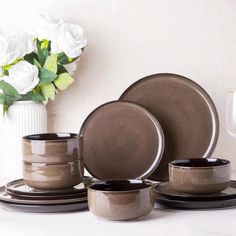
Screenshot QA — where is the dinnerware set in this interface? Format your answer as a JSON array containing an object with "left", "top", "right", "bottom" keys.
[{"left": 0, "top": 73, "right": 235, "bottom": 220}]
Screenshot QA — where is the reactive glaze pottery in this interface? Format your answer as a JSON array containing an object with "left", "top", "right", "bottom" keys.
[
  {"left": 80, "top": 101, "right": 164, "bottom": 180},
  {"left": 5, "top": 179, "right": 87, "bottom": 198},
  {"left": 23, "top": 161, "right": 83, "bottom": 190},
  {"left": 169, "top": 158, "right": 231, "bottom": 194},
  {"left": 120, "top": 73, "right": 219, "bottom": 181},
  {"left": 22, "top": 133, "right": 82, "bottom": 163},
  {"left": 1, "top": 201, "right": 88, "bottom": 213},
  {"left": 155, "top": 180, "right": 236, "bottom": 201},
  {"left": 156, "top": 194, "right": 236, "bottom": 210},
  {"left": 88, "top": 180, "right": 155, "bottom": 221},
  {"left": 22, "top": 133, "right": 84, "bottom": 190}
]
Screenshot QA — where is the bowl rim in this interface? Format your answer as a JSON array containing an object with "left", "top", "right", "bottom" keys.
[
  {"left": 88, "top": 179, "right": 152, "bottom": 193},
  {"left": 22, "top": 132, "right": 81, "bottom": 142},
  {"left": 169, "top": 158, "right": 231, "bottom": 169}
]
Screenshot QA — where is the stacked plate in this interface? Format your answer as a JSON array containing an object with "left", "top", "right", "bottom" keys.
[
  {"left": 80, "top": 73, "right": 219, "bottom": 182},
  {"left": 154, "top": 181, "right": 236, "bottom": 209},
  {"left": 0, "top": 179, "right": 89, "bottom": 213}
]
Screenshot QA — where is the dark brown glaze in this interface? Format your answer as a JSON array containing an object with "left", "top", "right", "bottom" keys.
[
  {"left": 22, "top": 133, "right": 82, "bottom": 163},
  {"left": 120, "top": 73, "right": 219, "bottom": 181},
  {"left": 88, "top": 180, "right": 155, "bottom": 221},
  {"left": 23, "top": 161, "right": 83, "bottom": 190},
  {"left": 80, "top": 101, "right": 164, "bottom": 180},
  {"left": 169, "top": 158, "right": 231, "bottom": 194}
]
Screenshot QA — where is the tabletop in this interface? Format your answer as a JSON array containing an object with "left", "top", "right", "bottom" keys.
[{"left": 0, "top": 175, "right": 235, "bottom": 236}]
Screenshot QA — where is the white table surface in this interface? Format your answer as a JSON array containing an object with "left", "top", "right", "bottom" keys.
[{"left": 0, "top": 174, "right": 235, "bottom": 236}]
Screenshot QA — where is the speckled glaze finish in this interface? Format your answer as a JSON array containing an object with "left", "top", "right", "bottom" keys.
[
  {"left": 22, "top": 133, "right": 84, "bottom": 190},
  {"left": 88, "top": 180, "right": 155, "bottom": 221},
  {"left": 169, "top": 158, "right": 231, "bottom": 194},
  {"left": 22, "top": 133, "right": 82, "bottom": 163},
  {"left": 23, "top": 161, "right": 83, "bottom": 190}
]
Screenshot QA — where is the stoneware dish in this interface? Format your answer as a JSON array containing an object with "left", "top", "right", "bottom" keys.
[
  {"left": 5, "top": 179, "right": 87, "bottom": 196},
  {"left": 80, "top": 101, "right": 164, "bottom": 180},
  {"left": 169, "top": 158, "right": 231, "bottom": 194},
  {"left": 23, "top": 161, "right": 83, "bottom": 190},
  {"left": 155, "top": 180, "right": 236, "bottom": 201},
  {"left": 88, "top": 180, "right": 155, "bottom": 221},
  {"left": 22, "top": 133, "right": 84, "bottom": 190},
  {"left": 22, "top": 133, "right": 82, "bottom": 163},
  {"left": 120, "top": 73, "right": 219, "bottom": 181}
]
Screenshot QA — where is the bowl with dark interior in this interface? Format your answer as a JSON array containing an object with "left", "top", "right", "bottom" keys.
[
  {"left": 88, "top": 180, "right": 155, "bottom": 221},
  {"left": 22, "top": 133, "right": 83, "bottom": 190},
  {"left": 169, "top": 158, "right": 231, "bottom": 194}
]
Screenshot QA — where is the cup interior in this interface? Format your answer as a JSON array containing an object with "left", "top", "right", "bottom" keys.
[
  {"left": 170, "top": 158, "right": 230, "bottom": 168},
  {"left": 89, "top": 180, "right": 151, "bottom": 192},
  {"left": 23, "top": 133, "right": 78, "bottom": 141}
]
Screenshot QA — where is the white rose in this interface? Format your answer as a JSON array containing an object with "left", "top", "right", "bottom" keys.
[
  {"left": 57, "top": 23, "right": 87, "bottom": 58},
  {"left": 3, "top": 61, "right": 39, "bottom": 94},
  {"left": 0, "top": 32, "right": 34, "bottom": 66},
  {"left": 35, "top": 15, "right": 63, "bottom": 53}
]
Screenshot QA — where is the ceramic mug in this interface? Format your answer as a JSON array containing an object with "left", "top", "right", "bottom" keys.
[{"left": 22, "top": 133, "right": 84, "bottom": 190}]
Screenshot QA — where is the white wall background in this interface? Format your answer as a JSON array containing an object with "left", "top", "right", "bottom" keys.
[{"left": 0, "top": 0, "right": 236, "bottom": 169}]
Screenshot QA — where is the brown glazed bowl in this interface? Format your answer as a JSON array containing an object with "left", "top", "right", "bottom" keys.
[
  {"left": 88, "top": 180, "right": 155, "bottom": 221},
  {"left": 23, "top": 161, "right": 83, "bottom": 190},
  {"left": 22, "top": 133, "right": 84, "bottom": 190},
  {"left": 169, "top": 158, "right": 231, "bottom": 194},
  {"left": 22, "top": 133, "right": 82, "bottom": 163}
]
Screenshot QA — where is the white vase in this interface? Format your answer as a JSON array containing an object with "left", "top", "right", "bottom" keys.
[{"left": 1, "top": 101, "right": 47, "bottom": 182}]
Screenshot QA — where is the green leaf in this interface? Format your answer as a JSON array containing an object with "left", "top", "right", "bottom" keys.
[
  {"left": 20, "top": 91, "right": 45, "bottom": 102},
  {"left": 36, "top": 39, "right": 49, "bottom": 66},
  {"left": 57, "top": 64, "right": 68, "bottom": 74},
  {"left": 58, "top": 52, "right": 78, "bottom": 65},
  {"left": 0, "top": 80, "right": 21, "bottom": 99},
  {"left": 39, "top": 68, "right": 57, "bottom": 85},
  {"left": 24, "top": 52, "right": 39, "bottom": 65},
  {"left": 0, "top": 94, "right": 4, "bottom": 104},
  {"left": 0, "top": 93, "right": 19, "bottom": 114},
  {"left": 54, "top": 73, "right": 74, "bottom": 90},
  {"left": 40, "top": 83, "right": 56, "bottom": 101},
  {"left": 33, "top": 58, "right": 42, "bottom": 69},
  {"left": 43, "top": 54, "right": 58, "bottom": 73}
]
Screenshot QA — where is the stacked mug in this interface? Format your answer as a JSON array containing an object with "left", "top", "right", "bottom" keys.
[{"left": 22, "top": 133, "right": 84, "bottom": 190}]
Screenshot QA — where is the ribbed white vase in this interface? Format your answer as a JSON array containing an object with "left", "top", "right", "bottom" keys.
[{"left": 2, "top": 101, "right": 47, "bottom": 181}]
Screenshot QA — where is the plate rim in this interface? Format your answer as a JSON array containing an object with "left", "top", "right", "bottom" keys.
[
  {"left": 5, "top": 179, "right": 87, "bottom": 196},
  {"left": 0, "top": 186, "right": 88, "bottom": 205},
  {"left": 155, "top": 181, "right": 236, "bottom": 201},
  {"left": 119, "top": 73, "right": 219, "bottom": 180},
  {"left": 79, "top": 100, "right": 165, "bottom": 180}
]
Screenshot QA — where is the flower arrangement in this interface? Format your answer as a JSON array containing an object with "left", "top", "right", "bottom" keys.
[{"left": 0, "top": 15, "right": 87, "bottom": 113}]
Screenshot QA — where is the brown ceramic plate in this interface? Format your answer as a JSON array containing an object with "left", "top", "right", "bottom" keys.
[
  {"left": 5, "top": 179, "right": 87, "bottom": 196},
  {"left": 6, "top": 189, "right": 87, "bottom": 200},
  {"left": 0, "top": 201, "right": 88, "bottom": 213},
  {"left": 155, "top": 195, "right": 236, "bottom": 209},
  {"left": 80, "top": 101, "right": 164, "bottom": 180},
  {"left": 120, "top": 73, "right": 219, "bottom": 181},
  {"left": 155, "top": 181, "right": 236, "bottom": 201},
  {"left": 0, "top": 186, "right": 87, "bottom": 205}
]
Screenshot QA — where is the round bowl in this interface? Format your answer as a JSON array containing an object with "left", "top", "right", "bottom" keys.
[
  {"left": 23, "top": 160, "right": 83, "bottom": 190},
  {"left": 88, "top": 180, "right": 155, "bottom": 221},
  {"left": 169, "top": 158, "right": 231, "bottom": 194},
  {"left": 22, "top": 133, "right": 82, "bottom": 163}
]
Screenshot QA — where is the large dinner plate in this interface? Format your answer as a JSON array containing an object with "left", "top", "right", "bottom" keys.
[
  {"left": 79, "top": 101, "right": 164, "bottom": 180},
  {"left": 120, "top": 73, "right": 219, "bottom": 181}
]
